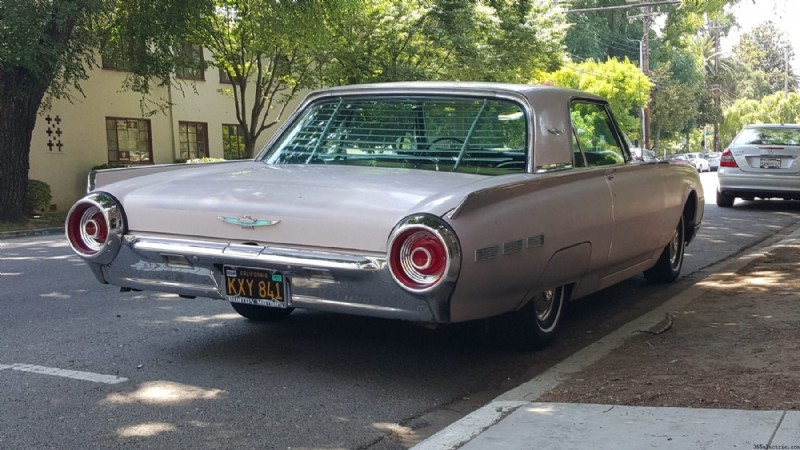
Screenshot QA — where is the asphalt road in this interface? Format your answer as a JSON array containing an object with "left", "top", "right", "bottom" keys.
[{"left": 2, "top": 172, "right": 800, "bottom": 449}]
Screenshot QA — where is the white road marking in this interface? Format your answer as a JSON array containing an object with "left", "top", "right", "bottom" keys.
[{"left": 0, "top": 363, "right": 128, "bottom": 384}]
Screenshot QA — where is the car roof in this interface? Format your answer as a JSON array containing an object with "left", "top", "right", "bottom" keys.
[
  {"left": 304, "top": 81, "right": 606, "bottom": 104},
  {"left": 745, "top": 123, "right": 800, "bottom": 128}
]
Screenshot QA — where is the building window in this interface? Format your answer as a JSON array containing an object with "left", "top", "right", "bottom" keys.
[
  {"left": 219, "top": 68, "right": 232, "bottom": 84},
  {"left": 105, "top": 118, "right": 153, "bottom": 164},
  {"left": 222, "top": 124, "right": 247, "bottom": 159},
  {"left": 179, "top": 121, "right": 209, "bottom": 160},
  {"left": 101, "top": 39, "right": 135, "bottom": 72},
  {"left": 175, "top": 43, "right": 205, "bottom": 80}
]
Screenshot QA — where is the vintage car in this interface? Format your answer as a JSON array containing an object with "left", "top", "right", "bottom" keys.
[{"left": 66, "top": 82, "right": 704, "bottom": 350}]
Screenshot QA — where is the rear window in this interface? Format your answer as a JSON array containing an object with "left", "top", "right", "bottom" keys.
[
  {"left": 733, "top": 127, "right": 800, "bottom": 146},
  {"left": 263, "top": 95, "right": 528, "bottom": 175}
]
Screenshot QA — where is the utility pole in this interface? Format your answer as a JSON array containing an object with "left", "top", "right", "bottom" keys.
[{"left": 628, "top": 1, "right": 660, "bottom": 150}]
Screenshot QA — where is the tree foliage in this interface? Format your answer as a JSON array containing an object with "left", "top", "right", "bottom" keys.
[
  {"left": 732, "top": 21, "right": 797, "bottom": 97},
  {"left": 0, "top": 0, "right": 208, "bottom": 222},
  {"left": 322, "top": 0, "right": 568, "bottom": 85},
  {"left": 721, "top": 92, "right": 800, "bottom": 144},
  {"left": 190, "top": 0, "right": 356, "bottom": 157},
  {"left": 563, "top": 0, "right": 642, "bottom": 64}
]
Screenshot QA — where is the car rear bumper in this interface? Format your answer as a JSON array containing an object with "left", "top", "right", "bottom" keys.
[
  {"left": 717, "top": 169, "right": 800, "bottom": 199},
  {"left": 86, "top": 234, "right": 453, "bottom": 323}
]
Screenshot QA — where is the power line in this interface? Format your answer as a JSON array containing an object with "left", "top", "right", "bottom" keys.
[{"left": 565, "top": 0, "right": 680, "bottom": 14}]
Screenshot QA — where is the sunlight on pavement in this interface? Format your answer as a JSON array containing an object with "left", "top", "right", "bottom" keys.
[
  {"left": 117, "top": 422, "right": 177, "bottom": 437},
  {"left": 40, "top": 291, "right": 72, "bottom": 299},
  {"left": 105, "top": 380, "right": 225, "bottom": 405},
  {"left": 174, "top": 313, "right": 240, "bottom": 323}
]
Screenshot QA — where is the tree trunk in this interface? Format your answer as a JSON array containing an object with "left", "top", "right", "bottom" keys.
[{"left": 0, "top": 89, "right": 46, "bottom": 223}]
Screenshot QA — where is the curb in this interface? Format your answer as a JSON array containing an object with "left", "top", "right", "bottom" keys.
[{"left": 0, "top": 227, "right": 63, "bottom": 240}]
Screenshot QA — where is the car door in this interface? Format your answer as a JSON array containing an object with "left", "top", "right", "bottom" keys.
[{"left": 570, "top": 100, "right": 669, "bottom": 272}]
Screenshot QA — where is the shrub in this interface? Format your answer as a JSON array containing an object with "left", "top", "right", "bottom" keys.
[{"left": 27, "top": 179, "right": 52, "bottom": 215}]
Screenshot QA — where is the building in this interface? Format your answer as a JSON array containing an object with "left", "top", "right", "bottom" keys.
[{"left": 29, "top": 47, "right": 297, "bottom": 212}]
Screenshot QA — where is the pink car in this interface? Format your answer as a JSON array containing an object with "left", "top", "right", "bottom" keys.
[{"left": 66, "top": 82, "right": 704, "bottom": 350}]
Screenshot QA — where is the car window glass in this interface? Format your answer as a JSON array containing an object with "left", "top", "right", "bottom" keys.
[
  {"left": 264, "top": 96, "right": 528, "bottom": 175},
  {"left": 733, "top": 127, "right": 800, "bottom": 146},
  {"left": 570, "top": 102, "right": 625, "bottom": 167},
  {"left": 572, "top": 128, "right": 587, "bottom": 167}
]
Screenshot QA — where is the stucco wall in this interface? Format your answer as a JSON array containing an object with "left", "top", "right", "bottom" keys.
[{"left": 29, "top": 49, "right": 304, "bottom": 211}]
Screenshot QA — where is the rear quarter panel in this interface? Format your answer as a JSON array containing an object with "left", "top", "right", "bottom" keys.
[{"left": 445, "top": 170, "right": 613, "bottom": 322}]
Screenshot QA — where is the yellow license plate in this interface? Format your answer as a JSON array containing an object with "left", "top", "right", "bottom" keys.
[{"left": 224, "top": 266, "right": 287, "bottom": 308}]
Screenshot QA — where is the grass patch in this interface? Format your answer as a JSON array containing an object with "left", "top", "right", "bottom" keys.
[{"left": 0, "top": 212, "right": 66, "bottom": 233}]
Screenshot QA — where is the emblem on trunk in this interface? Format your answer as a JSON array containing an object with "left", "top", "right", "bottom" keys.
[{"left": 218, "top": 216, "right": 280, "bottom": 228}]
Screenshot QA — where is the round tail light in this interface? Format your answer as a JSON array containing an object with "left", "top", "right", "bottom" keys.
[
  {"left": 65, "top": 193, "right": 124, "bottom": 261},
  {"left": 388, "top": 215, "right": 460, "bottom": 293}
]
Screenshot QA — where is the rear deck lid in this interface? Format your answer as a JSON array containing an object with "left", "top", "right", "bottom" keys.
[{"left": 729, "top": 125, "right": 800, "bottom": 174}]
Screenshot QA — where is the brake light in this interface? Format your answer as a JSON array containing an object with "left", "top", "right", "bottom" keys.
[
  {"left": 65, "top": 193, "right": 124, "bottom": 261},
  {"left": 388, "top": 215, "right": 460, "bottom": 293},
  {"left": 719, "top": 149, "right": 738, "bottom": 168}
]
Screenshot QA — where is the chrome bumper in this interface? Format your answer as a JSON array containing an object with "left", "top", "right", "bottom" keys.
[
  {"left": 718, "top": 169, "right": 800, "bottom": 197},
  {"left": 89, "top": 234, "right": 451, "bottom": 323}
]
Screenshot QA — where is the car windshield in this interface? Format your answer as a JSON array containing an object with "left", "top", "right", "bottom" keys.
[
  {"left": 262, "top": 95, "right": 528, "bottom": 175},
  {"left": 733, "top": 127, "right": 800, "bottom": 146}
]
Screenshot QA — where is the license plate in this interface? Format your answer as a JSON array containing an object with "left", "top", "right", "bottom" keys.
[
  {"left": 224, "top": 266, "right": 288, "bottom": 308},
  {"left": 760, "top": 158, "right": 781, "bottom": 169}
]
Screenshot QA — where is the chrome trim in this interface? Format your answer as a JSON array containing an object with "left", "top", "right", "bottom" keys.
[
  {"left": 85, "top": 233, "right": 449, "bottom": 323},
  {"left": 65, "top": 192, "right": 125, "bottom": 264},
  {"left": 130, "top": 236, "right": 385, "bottom": 271},
  {"left": 387, "top": 214, "right": 462, "bottom": 295},
  {"left": 218, "top": 216, "right": 281, "bottom": 228}
]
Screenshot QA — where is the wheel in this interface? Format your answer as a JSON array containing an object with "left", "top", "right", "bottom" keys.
[
  {"left": 643, "top": 215, "right": 685, "bottom": 283},
  {"left": 230, "top": 302, "right": 294, "bottom": 321},
  {"left": 716, "top": 190, "right": 735, "bottom": 207},
  {"left": 490, "top": 286, "right": 567, "bottom": 351}
]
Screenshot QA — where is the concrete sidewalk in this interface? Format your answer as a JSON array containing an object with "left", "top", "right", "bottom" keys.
[{"left": 414, "top": 226, "right": 800, "bottom": 450}]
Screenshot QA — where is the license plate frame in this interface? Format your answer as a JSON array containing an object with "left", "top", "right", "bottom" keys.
[
  {"left": 760, "top": 157, "right": 781, "bottom": 169},
  {"left": 223, "top": 265, "right": 288, "bottom": 308}
]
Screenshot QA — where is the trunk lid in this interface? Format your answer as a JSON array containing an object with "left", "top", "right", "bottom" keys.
[{"left": 102, "top": 162, "right": 493, "bottom": 251}]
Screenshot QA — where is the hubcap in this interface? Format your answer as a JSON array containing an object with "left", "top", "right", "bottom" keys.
[
  {"left": 534, "top": 288, "right": 555, "bottom": 322},
  {"left": 668, "top": 218, "right": 684, "bottom": 269}
]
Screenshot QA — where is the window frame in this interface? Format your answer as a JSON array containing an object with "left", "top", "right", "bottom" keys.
[
  {"left": 569, "top": 99, "right": 630, "bottom": 168},
  {"left": 175, "top": 43, "right": 206, "bottom": 81},
  {"left": 105, "top": 117, "right": 154, "bottom": 165},
  {"left": 222, "top": 123, "right": 248, "bottom": 160},
  {"left": 101, "top": 39, "right": 136, "bottom": 72},
  {"left": 178, "top": 121, "right": 210, "bottom": 161}
]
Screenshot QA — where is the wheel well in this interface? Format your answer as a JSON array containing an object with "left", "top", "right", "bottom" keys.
[{"left": 682, "top": 190, "right": 699, "bottom": 244}]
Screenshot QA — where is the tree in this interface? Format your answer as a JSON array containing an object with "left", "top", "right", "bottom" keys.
[
  {"left": 562, "top": 0, "right": 642, "bottom": 64},
  {"left": 321, "top": 0, "right": 568, "bottom": 85},
  {"left": 191, "top": 0, "right": 357, "bottom": 158},
  {"left": 721, "top": 92, "right": 800, "bottom": 144},
  {"left": 732, "top": 21, "right": 797, "bottom": 97},
  {"left": 0, "top": 0, "right": 206, "bottom": 222}
]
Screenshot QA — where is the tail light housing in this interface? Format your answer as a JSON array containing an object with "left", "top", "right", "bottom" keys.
[
  {"left": 719, "top": 149, "right": 738, "bottom": 168},
  {"left": 388, "top": 215, "right": 461, "bottom": 293},
  {"left": 65, "top": 192, "right": 125, "bottom": 263}
]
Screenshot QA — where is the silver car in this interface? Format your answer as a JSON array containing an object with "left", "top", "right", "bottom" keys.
[
  {"left": 65, "top": 82, "right": 704, "bottom": 350},
  {"left": 717, "top": 124, "right": 800, "bottom": 207}
]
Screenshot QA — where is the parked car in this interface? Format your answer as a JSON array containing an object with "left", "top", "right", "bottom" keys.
[
  {"left": 630, "top": 147, "right": 658, "bottom": 162},
  {"left": 702, "top": 152, "right": 721, "bottom": 171},
  {"left": 685, "top": 152, "right": 711, "bottom": 172},
  {"left": 65, "top": 82, "right": 704, "bottom": 350},
  {"left": 717, "top": 124, "right": 800, "bottom": 207}
]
